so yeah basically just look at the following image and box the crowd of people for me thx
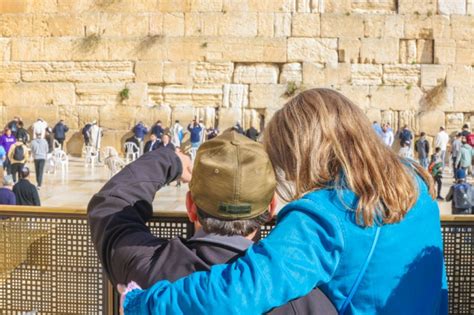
[373,121,474,214]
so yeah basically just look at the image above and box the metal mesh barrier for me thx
[0,208,472,315]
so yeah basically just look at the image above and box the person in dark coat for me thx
[159,134,175,151]
[151,121,164,139]
[245,126,259,141]
[16,121,29,144]
[88,132,336,315]
[133,121,148,142]
[6,117,20,138]
[125,135,140,154]
[0,174,16,205]
[12,167,40,206]
[144,134,161,153]
[52,120,69,149]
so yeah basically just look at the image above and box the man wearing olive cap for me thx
[88,131,335,314]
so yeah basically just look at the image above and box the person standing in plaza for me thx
[382,123,394,147]
[32,118,48,139]
[30,133,49,189]
[133,121,148,154]
[52,120,69,149]
[461,124,470,138]
[415,132,430,169]
[8,137,29,183]
[151,121,164,140]
[6,117,20,137]
[399,140,413,159]
[430,147,444,201]
[13,167,40,206]
[170,120,183,148]
[0,174,16,205]
[451,133,462,178]
[16,121,29,144]
[445,168,473,215]
[455,136,474,175]
[467,127,474,147]
[89,121,104,155]
[188,120,203,149]
[399,124,413,147]
[0,128,16,175]
[435,127,449,171]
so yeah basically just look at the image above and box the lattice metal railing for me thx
[0,206,472,315]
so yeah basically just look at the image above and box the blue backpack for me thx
[453,183,474,210]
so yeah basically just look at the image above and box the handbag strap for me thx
[339,226,381,315]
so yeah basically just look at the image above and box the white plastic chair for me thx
[104,156,126,178]
[84,146,99,167]
[52,150,69,175]
[124,142,139,163]
[103,146,119,158]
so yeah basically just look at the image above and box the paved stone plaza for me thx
[22,156,461,216]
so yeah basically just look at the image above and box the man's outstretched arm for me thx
[87,148,183,287]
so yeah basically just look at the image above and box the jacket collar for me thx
[188,229,253,252]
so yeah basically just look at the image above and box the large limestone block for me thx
[0,63,21,83]
[351,64,383,85]
[446,112,464,133]
[280,63,302,84]
[421,65,447,87]
[188,0,223,11]
[243,109,262,130]
[365,108,382,124]
[99,105,137,130]
[292,13,320,37]
[99,13,150,37]
[446,65,473,88]
[369,86,422,111]
[303,63,351,86]
[120,83,148,107]
[0,0,28,13]
[233,64,279,84]
[134,104,172,127]
[384,15,405,38]
[216,37,287,63]
[257,13,274,36]
[360,38,399,64]
[453,87,474,112]
[135,61,163,83]
[434,39,456,64]
[171,106,196,127]
[0,83,75,108]
[398,0,437,14]
[420,85,454,112]
[218,11,257,36]
[22,61,134,83]
[218,108,243,131]
[450,16,474,40]
[11,38,43,61]
[363,14,385,38]
[5,105,59,128]
[320,14,365,38]
[0,15,33,37]
[0,39,11,61]
[190,62,234,84]
[418,110,446,136]
[399,39,417,64]
[75,83,124,106]
[249,84,288,109]
[338,38,361,63]
[194,106,216,128]
[416,39,434,64]
[163,62,191,85]
[163,85,223,108]
[223,84,249,108]
[274,13,291,37]
[319,0,352,13]
[32,14,83,37]
[469,0,474,15]
[352,0,397,12]
[383,64,420,86]
[222,0,296,12]
[72,35,109,61]
[455,40,474,65]
[438,0,466,15]
[288,38,338,66]
[163,13,185,37]
[432,15,452,39]
[339,85,370,110]
[404,15,434,39]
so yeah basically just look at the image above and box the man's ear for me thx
[186,191,198,222]
[268,193,278,219]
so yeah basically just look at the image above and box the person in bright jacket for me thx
[8,137,29,183]
[133,121,148,142]
[455,137,473,174]
[52,120,69,149]
[122,89,447,315]
[0,128,16,175]
[187,120,203,148]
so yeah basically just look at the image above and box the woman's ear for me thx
[268,193,278,219]
[186,191,198,222]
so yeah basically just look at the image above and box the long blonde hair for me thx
[263,88,435,227]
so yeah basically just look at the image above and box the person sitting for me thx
[144,134,160,153]
[159,134,175,151]
[88,131,336,315]
[12,167,40,206]
[446,168,473,214]
[0,174,16,205]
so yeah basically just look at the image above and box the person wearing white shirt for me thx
[435,126,449,170]
[382,124,394,147]
[32,118,48,139]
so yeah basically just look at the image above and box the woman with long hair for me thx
[122,89,447,314]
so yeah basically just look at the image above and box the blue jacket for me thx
[124,175,447,315]
[133,124,148,140]
[52,122,69,140]
[151,125,164,138]
[188,124,202,144]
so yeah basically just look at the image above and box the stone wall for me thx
[0,0,473,154]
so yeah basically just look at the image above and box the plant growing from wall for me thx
[421,79,448,110]
[137,35,164,52]
[78,31,103,52]
[119,88,130,101]
[284,81,299,97]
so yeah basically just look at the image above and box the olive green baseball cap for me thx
[189,131,276,220]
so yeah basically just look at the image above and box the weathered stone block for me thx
[369,85,422,111]
[417,39,434,64]
[219,107,243,131]
[163,62,191,84]
[257,13,274,36]
[32,14,84,37]
[0,63,21,83]
[212,37,287,63]
[171,106,196,127]
[296,0,311,12]
[420,85,454,112]
[418,110,446,136]
[223,84,249,108]
[75,83,124,106]
[453,87,474,112]
[421,65,447,87]
[249,84,288,109]
[0,39,11,61]
[338,38,360,63]
[398,0,437,14]
[446,112,464,132]
[0,0,28,13]
[288,38,337,66]
[280,63,302,84]
[455,40,474,65]
[0,83,75,108]
[189,0,223,11]
[233,64,279,84]
[319,0,352,13]
[360,38,399,64]
[339,85,370,110]
[451,16,474,40]
[383,64,420,86]
[446,65,472,88]
[363,14,385,38]
[291,13,320,37]
[384,15,405,38]
[468,0,474,15]
[438,0,466,15]
[404,15,434,39]
[365,108,382,124]
[321,14,365,38]
[0,15,33,37]
[434,39,456,64]
[100,13,150,37]
[162,13,186,37]
[223,0,295,12]
[191,62,234,84]
[218,12,258,37]
[163,85,223,108]
[99,105,136,130]
[432,15,452,39]
[352,64,383,85]
[303,63,352,86]
[275,13,291,37]
[135,61,163,83]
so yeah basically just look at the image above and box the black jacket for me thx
[144,140,160,153]
[13,179,40,206]
[87,149,336,315]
